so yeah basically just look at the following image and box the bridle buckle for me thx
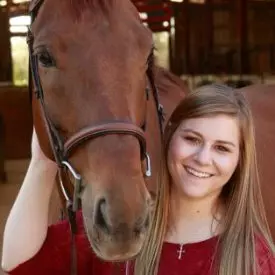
[61,161,82,212]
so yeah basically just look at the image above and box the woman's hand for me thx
[31,128,57,168]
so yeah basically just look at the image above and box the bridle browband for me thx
[27,0,164,274]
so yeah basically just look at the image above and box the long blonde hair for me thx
[134,84,275,275]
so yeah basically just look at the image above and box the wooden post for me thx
[235,0,249,74]
[0,3,12,83]
[0,115,7,182]
[183,0,190,74]
[205,0,213,71]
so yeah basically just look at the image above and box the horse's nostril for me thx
[134,213,150,237]
[95,198,110,234]
[149,191,156,202]
[144,214,150,229]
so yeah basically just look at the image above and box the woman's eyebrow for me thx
[215,140,236,148]
[180,128,201,136]
[180,128,236,147]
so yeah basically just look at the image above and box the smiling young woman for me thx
[135,84,275,275]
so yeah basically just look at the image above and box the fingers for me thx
[31,127,56,167]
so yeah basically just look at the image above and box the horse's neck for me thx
[155,66,187,124]
[146,66,187,194]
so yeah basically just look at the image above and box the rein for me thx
[27,0,164,274]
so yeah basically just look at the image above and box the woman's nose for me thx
[195,146,212,165]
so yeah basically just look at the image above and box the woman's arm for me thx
[1,130,58,271]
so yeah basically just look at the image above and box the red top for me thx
[6,211,275,275]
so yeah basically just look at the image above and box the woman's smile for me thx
[184,165,214,179]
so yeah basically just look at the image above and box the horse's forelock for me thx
[66,0,141,22]
[67,0,114,19]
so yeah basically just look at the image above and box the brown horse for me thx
[28,0,275,268]
[28,0,186,263]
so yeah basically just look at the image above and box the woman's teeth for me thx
[185,166,212,178]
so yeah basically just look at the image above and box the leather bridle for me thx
[27,1,164,274]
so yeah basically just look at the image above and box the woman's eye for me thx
[37,51,56,67]
[215,145,229,153]
[184,136,200,145]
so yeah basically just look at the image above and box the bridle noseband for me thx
[27,1,164,274]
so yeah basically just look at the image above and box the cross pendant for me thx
[177,244,185,260]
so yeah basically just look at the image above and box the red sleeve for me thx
[256,236,275,275]
[6,211,92,275]
[259,257,275,275]
[6,218,72,275]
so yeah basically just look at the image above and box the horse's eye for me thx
[37,50,56,67]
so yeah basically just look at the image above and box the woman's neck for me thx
[165,186,224,244]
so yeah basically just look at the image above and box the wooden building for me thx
[169,0,275,76]
[134,0,275,75]
[0,0,275,163]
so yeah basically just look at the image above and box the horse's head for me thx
[29,0,160,261]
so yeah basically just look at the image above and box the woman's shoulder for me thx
[47,209,86,241]
[255,235,275,274]
[48,209,92,256]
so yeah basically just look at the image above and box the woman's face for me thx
[167,114,240,200]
